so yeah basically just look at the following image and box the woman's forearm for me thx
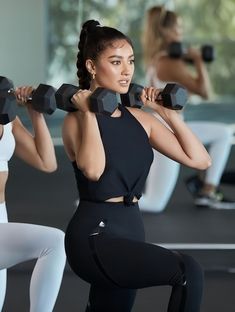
[28,108,57,171]
[194,58,212,99]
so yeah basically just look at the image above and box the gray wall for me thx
[0,0,47,86]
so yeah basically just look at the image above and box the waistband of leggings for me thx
[0,202,6,209]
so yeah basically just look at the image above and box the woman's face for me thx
[90,39,135,94]
[165,18,183,43]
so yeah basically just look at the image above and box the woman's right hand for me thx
[71,89,92,113]
[185,47,202,62]
[141,86,180,122]
[14,86,34,105]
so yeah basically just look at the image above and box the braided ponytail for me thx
[76,20,101,89]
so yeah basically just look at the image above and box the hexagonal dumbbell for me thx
[160,83,188,110]
[55,84,79,112]
[30,84,56,115]
[168,42,214,63]
[0,76,56,124]
[120,83,144,109]
[0,93,17,125]
[55,83,118,116]
[90,87,118,115]
[0,76,17,124]
[120,83,188,110]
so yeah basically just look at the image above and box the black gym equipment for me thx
[55,83,118,116]
[0,76,17,124]
[56,82,187,115]
[121,83,188,110]
[168,42,215,63]
[0,76,56,125]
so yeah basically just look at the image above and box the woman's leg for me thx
[0,202,8,311]
[187,121,232,187]
[87,232,203,312]
[140,112,181,213]
[0,217,66,312]
[86,286,137,312]
[139,149,180,212]
[187,121,235,208]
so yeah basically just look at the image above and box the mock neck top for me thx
[72,105,154,205]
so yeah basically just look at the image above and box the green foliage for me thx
[48,0,235,99]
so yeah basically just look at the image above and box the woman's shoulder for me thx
[157,54,186,83]
[125,107,155,136]
[147,53,179,76]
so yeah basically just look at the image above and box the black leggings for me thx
[65,200,203,312]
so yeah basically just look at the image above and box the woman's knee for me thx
[181,254,204,286]
[218,125,233,142]
[45,228,65,253]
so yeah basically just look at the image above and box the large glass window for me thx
[48,0,235,101]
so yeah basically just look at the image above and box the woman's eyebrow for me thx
[108,54,134,59]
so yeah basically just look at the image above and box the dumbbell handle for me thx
[3,84,56,115]
[7,88,34,102]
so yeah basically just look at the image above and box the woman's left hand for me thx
[14,86,34,105]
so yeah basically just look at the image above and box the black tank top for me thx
[72,105,153,205]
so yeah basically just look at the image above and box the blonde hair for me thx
[141,6,178,67]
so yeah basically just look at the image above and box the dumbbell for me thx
[168,42,215,63]
[0,76,56,125]
[55,83,118,115]
[0,77,17,124]
[121,83,188,110]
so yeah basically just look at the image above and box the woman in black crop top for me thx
[63,19,211,312]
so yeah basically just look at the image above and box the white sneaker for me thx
[195,192,235,209]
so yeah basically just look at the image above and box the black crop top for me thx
[72,105,154,205]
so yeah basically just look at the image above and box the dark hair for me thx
[76,20,133,89]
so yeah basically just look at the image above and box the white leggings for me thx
[139,121,233,213]
[0,202,66,312]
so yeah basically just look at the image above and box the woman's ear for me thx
[85,59,96,76]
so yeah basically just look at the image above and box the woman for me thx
[140,6,234,212]
[63,19,211,312]
[0,86,66,311]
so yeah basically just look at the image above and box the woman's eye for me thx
[129,59,135,64]
[111,61,120,65]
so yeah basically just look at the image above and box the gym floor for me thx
[3,102,235,311]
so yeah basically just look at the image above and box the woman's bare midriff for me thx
[105,196,138,203]
[0,171,8,203]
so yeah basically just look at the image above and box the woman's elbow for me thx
[201,91,209,100]
[47,163,58,172]
[194,158,212,170]
[41,162,58,173]
[198,85,209,100]
[83,168,104,181]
